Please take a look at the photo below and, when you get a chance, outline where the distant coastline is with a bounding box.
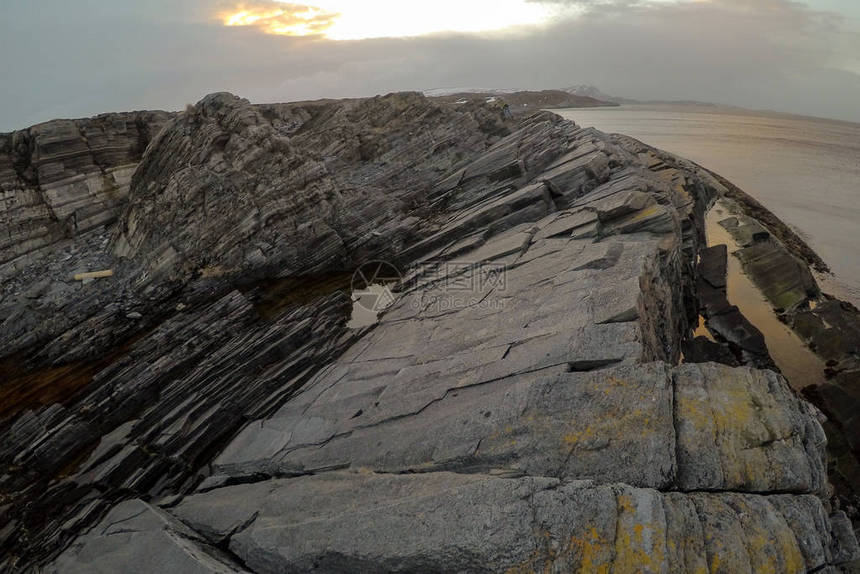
[428,89,619,111]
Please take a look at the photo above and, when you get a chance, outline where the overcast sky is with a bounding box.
[2,0,859,130]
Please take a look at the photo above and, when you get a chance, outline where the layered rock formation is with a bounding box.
[0,93,857,572]
[0,110,174,274]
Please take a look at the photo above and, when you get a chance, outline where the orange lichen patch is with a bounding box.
[563,425,597,446]
[710,385,756,433]
[725,497,806,574]
[710,552,722,573]
[676,396,713,434]
[677,389,765,488]
[480,425,519,454]
[604,376,629,389]
[613,493,668,572]
[569,526,611,573]
[562,406,653,449]
[504,525,613,574]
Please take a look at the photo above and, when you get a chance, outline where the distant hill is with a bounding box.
[428,89,619,111]
[423,87,520,97]
[565,85,728,108]
[425,85,725,110]
[563,85,637,105]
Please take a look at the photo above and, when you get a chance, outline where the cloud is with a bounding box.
[218,0,562,40]
[1,0,859,129]
[219,1,338,36]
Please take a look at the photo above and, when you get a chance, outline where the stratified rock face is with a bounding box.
[0,111,175,363]
[0,93,857,572]
[113,92,512,285]
[0,110,174,271]
[0,92,509,367]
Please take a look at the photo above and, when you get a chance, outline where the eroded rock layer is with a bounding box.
[0,111,174,273]
[0,93,856,572]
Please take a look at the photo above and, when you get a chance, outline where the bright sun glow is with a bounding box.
[220,0,560,40]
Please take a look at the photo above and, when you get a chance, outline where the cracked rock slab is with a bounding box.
[163,471,855,574]
[49,499,248,574]
[212,219,677,484]
[674,363,827,494]
[217,363,677,486]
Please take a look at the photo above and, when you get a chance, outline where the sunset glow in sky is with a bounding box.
[220,0,562,40]
[3,0,860,129]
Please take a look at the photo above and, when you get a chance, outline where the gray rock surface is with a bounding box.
[49,499,247,574]
[64,472,856,574]
[0,92,856,572]
[674,363,827,494]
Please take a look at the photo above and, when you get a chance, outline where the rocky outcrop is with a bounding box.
[0,92,509,366]
[0,110,175,368]
[113,92,507,282]
[0,110,174,273]
[612,134,860,544]
[0,93,857,572]
[0,92,557,568]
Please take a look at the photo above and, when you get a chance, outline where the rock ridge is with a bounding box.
[0,92,855,572]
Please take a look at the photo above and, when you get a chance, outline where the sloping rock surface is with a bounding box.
[0,93,856,572]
